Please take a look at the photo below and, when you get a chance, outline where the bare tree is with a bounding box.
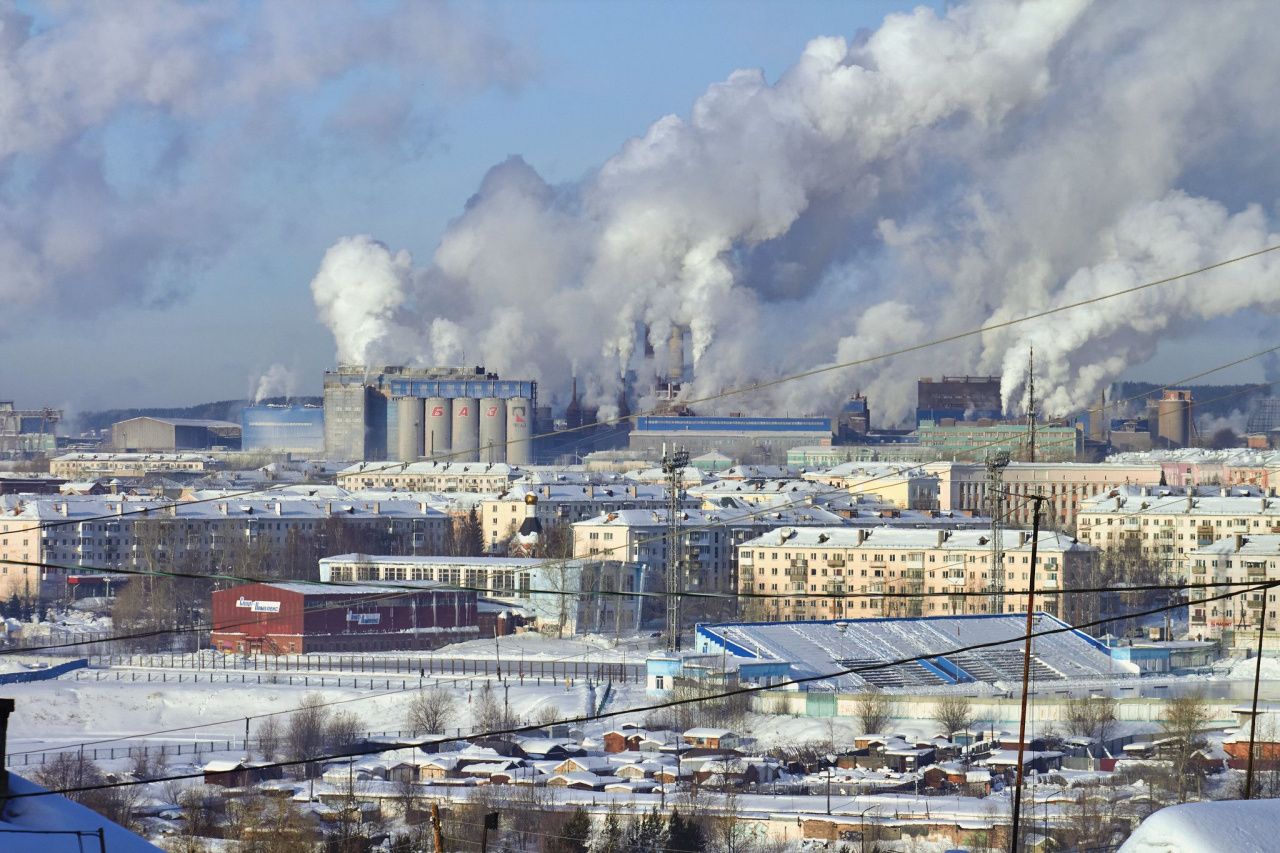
[327,709,365,754]
[408,686,457,733]
[1064,695,1118,744]
[1160,690,1211,802]
[853,691,895,735]
[933,694,975,737]
[257,715,282,761]
[285,694,332,777]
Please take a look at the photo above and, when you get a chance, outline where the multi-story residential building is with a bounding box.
[317,553,649,635]
[572,505,848,620]
[736,526,1096,623]
[926,461,1165,530]
[50,453,215,480]
[336,461,523,493]
[1077,486,1280,580]
[802,463,939,509]
[481,483,693,554]
[1187,534,1280,649]
[0,495,451,601]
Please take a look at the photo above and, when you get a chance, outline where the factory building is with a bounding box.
[111,416,241,452]
[323,365,536,464]
[210,581,478,654]
[915,419,1082,462]
[915,376,1003,426]
[629,416,833,463]
[240,404,325,454]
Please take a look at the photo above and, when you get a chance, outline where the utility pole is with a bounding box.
[1010,493,1046,853]
[662,446,690,652]
[985,451,1010,615]
[431,802,445,853]
[1246,589,1272,799]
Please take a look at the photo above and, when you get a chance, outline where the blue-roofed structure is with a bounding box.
[694,613,1132,693]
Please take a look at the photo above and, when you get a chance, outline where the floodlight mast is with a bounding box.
[986,450,1011,615]
[663,447,690,652]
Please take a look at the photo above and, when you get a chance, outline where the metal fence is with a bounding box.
[69,669,588,692]
[88,652,640,683]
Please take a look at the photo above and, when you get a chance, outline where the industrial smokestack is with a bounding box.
[667,325,684,385]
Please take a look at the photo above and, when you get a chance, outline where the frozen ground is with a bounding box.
[2,673,649,756]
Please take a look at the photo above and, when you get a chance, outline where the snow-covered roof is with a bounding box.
[1,772,163,851]
[1118,799,1280,852]
[737,525,1092,553]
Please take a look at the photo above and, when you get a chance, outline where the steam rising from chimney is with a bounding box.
[311,0,1280,423]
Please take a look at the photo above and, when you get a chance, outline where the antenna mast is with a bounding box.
[662,446,690,652]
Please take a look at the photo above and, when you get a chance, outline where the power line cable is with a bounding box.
[10,578,1271,801]
[11,244,1278,541]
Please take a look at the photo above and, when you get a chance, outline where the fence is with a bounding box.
[88,652,640,683]
[70,669,591,692]
[0,659,86,685]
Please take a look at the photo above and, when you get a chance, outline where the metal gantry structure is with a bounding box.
[662,446,690,652]
[985,450,1011,615]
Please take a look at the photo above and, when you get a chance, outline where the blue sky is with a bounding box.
[3,0,921,411]
[1,0,1273,418]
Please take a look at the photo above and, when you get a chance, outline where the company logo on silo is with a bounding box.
[512,405,526,424]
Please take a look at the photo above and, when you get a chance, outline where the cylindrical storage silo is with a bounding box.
[396,397,424,462]
[424,398,451,459]
[479,398,507,464]
[506,397,532,464]
[451,397,479,462]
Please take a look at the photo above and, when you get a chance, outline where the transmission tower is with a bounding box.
[662,446,690,652]
[985,450,1011,615]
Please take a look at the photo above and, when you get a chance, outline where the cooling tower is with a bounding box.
[479,397,507,464]
[396,397,424,462]
[424,398,451,458]
[451,397,480,462]
[506,397,532,464]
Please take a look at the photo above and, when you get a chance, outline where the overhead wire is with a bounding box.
[9,577,1273,802]
[5,242,1277,542]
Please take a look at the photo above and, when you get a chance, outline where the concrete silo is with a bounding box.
[506,397,532,464]
[451,398,480,462]
[479,398,507,464]
[396,397,424,462]
[425,398,451,458]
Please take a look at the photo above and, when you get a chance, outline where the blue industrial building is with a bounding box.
[241,405,325,454]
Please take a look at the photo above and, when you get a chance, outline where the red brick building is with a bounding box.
[211,581,477,654]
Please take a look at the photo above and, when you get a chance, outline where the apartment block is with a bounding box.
[735,526,1096,622]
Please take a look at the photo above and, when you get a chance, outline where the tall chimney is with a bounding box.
[667,325,685,385]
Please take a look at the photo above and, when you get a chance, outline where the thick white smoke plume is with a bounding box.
[251,363,299,404]
[312,0,1280,424]
[0,1,525,354]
